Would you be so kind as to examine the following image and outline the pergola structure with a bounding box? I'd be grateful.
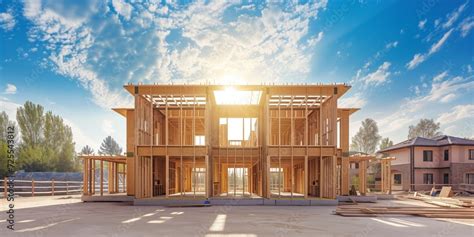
[82,83,395,202]
[81,155,127,196]
[379,157,396,194]
[348,154,396,195]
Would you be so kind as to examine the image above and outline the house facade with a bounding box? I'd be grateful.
[378,136,474,191]
[82,83,363,201]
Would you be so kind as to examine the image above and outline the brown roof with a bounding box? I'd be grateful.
[378,135,474,153]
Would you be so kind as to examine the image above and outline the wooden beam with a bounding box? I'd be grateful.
[100,160,103,196]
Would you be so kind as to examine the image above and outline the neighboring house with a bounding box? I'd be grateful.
[378,135,474,191]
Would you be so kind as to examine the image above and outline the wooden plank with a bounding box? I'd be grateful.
[439,186,453,198]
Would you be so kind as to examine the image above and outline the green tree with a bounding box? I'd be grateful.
[408,118,441,139]
[80,145,94,155]
[351,118,382,154]
[0,111,17,178]
[16,101,44,147]
[16,101,77,172]
[379,137,394,151]
[43,111,76,171]
[99,136,122,155]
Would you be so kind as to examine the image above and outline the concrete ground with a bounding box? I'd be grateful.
[1,196,473,237]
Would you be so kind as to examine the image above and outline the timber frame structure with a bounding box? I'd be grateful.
[82,83,367,200]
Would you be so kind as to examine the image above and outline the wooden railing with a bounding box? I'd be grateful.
[0,178,83,197]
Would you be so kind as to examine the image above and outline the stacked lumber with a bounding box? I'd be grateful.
[405,192,474,208]
[335,206,474,219]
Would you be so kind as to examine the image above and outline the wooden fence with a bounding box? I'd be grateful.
[1,178,83,197]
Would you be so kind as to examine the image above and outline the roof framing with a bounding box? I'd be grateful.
[124,83,351,98]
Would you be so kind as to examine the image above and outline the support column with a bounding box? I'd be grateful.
[83,158,88,195]
[266,155,271,198]
[304,155,308,198]
[92,159,96,194]
[108,162,113,194]
[100,160,104,196]
[165,155,169,197]
[340,110,350,195]
[205,155,209,198]
[116,163,120,193]
[358,160,367,195]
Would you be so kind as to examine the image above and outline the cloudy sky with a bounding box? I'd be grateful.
[1,0,473,152]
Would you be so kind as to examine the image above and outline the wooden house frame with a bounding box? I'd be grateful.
[83,83,362,200]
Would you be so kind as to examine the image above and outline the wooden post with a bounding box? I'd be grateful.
[88,159,93,194]
[340,110,350,195]
[205,155,209,198]
[108,162,113,194]
[115,163,120,193]
[31,179,35,197]
[304,155,308,198]
[52,179,55,196]
[83,158,87,195]
[100,160,104,196]
[4,177,7,198]
[92,159,95,194]
[166,155,169,197]
[358,160,367,195]
[266,155,270,198]
[123,163,127,193]
[386,160,392,194]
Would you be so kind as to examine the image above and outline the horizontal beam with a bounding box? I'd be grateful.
[124,84,351,98]
[137,146,208,157]
[267,146,337,157]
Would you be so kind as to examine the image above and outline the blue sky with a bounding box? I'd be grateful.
[1,0,473,152]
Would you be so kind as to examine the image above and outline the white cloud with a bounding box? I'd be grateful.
[406,53,426,70]
[339,93,367,108]
[443,1,468,29]
[385,41,398,49]
[468,65,473,74]
[437,104,474,124]
[308,31,324,47]
[360,62,391,86]
[111,0,133,21]
[20,1,328,108]
[23,0,42,18]
[459,16,474,37]
[377,75,474,137]
[429,29,453,54]
[140,1,328,84]
[22,0,132,109]
[354,42,398,86]
[0,11,16,31]
[406,29,453,70]
[433,71,448,82]
[4,83,17,94]
[439,93,456,103]
[102,119,115,135]
[418,19,427,29]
